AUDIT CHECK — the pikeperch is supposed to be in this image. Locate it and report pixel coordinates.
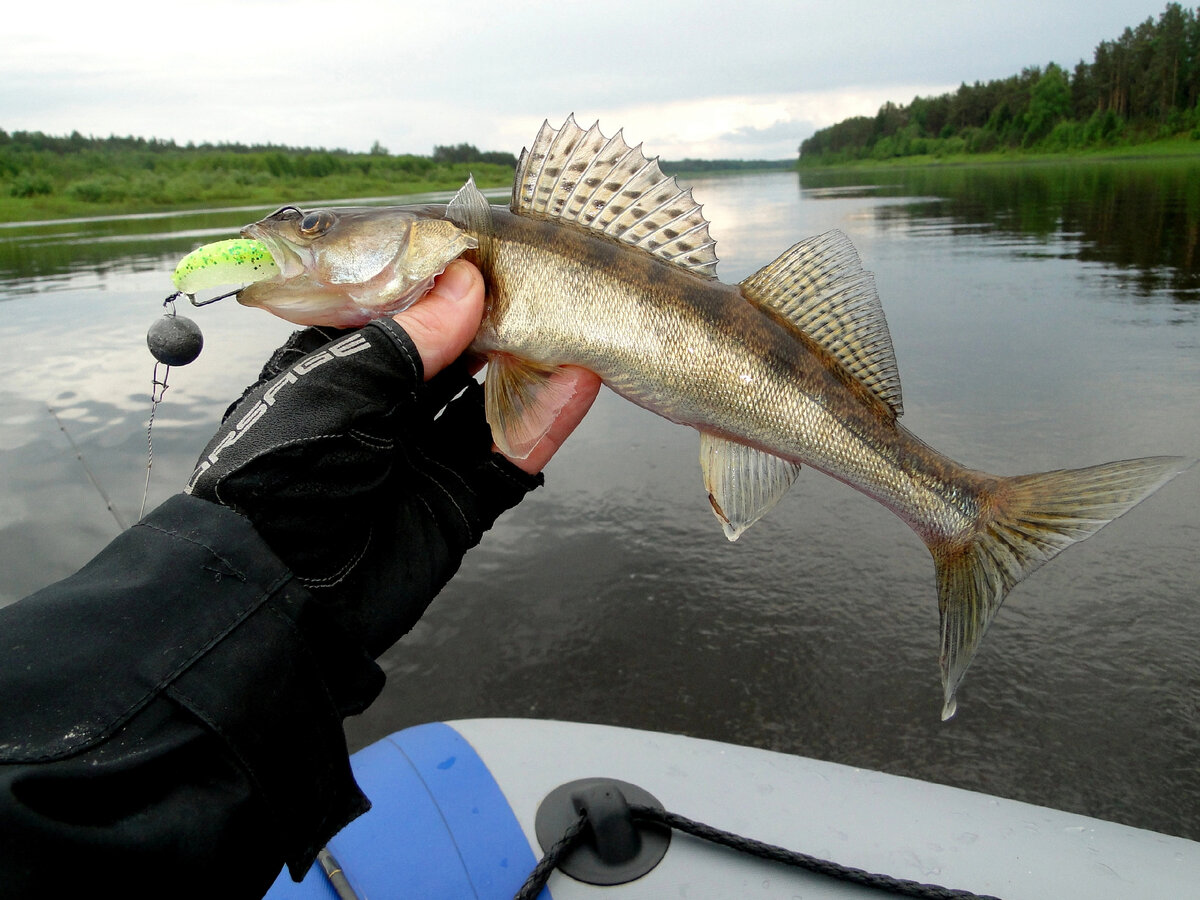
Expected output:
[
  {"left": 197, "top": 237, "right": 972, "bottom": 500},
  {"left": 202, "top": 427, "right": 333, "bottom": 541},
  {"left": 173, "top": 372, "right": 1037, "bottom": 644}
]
[{"left": 206, "top": 116, "right": 1192, "bottom": 718}]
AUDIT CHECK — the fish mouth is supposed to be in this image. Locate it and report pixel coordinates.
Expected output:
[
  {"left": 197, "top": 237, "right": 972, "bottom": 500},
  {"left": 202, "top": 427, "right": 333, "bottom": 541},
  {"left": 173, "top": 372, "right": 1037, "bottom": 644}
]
[{"left": 241, "top": 223, "right": 308, "bottom": 280}]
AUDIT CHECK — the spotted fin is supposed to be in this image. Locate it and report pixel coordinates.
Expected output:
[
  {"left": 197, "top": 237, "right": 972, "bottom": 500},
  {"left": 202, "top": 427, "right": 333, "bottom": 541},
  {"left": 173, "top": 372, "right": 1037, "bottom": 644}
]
[
  {"left": 700, "top": 433, "right": 801, "bottom": 541},
  {"left": 512, "top": 115, "right": 719, "bottom": 278},
  {"left": 739, "top": 230, "right": 903, "bottom": 418}
]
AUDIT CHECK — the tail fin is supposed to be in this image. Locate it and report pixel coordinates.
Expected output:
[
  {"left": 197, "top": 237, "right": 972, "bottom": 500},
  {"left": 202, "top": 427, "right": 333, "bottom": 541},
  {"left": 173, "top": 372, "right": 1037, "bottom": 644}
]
[{"left": 935, "top": 455, "right": 1193, "bottom": 720}]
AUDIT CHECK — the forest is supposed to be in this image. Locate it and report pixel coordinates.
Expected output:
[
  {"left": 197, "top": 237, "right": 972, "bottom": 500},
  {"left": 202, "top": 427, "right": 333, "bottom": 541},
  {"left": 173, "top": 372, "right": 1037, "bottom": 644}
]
[{"left": 800, "top": 3, "right": 1200, "bottom": 164}]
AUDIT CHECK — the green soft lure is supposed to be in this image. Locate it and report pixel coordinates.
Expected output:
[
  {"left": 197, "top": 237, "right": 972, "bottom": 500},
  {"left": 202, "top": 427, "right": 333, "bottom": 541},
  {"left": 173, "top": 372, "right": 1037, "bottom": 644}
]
[{"left": 172, "top": 238, "right": 280, "bottom": 295}]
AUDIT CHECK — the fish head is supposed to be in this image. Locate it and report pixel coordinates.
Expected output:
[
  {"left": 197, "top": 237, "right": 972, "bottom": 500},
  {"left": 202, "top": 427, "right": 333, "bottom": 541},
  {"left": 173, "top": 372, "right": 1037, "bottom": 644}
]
[{"left": 238, "top": 205, "right": 478, "bottom": 327}]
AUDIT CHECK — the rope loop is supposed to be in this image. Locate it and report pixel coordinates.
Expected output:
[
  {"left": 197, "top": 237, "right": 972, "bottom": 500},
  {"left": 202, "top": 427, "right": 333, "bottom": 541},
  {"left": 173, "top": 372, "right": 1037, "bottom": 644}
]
[{"left": 517, "top": 801, "right": 1003, "bottom": 900}]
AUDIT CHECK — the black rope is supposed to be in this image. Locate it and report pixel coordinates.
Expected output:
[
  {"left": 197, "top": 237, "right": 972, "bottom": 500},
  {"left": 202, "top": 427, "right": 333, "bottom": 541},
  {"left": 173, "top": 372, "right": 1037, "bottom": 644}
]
[
  {"left": 515, "top": 803, "right": 1003, "bottom": 900},
  {"left": 513, "top": 810, "right": 588, "bottom": 900}
]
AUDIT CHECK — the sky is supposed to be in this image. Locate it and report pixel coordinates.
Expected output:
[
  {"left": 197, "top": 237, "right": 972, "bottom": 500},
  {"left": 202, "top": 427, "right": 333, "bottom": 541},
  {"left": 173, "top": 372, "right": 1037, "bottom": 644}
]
[{"left": 0, "top": 1, "right": 1174, "bottom": 161}]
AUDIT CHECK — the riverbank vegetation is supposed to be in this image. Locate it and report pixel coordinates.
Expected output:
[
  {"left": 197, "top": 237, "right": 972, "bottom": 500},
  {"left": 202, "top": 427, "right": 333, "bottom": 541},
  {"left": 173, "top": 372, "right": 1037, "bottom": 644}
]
[
  {"left": 801, "top": 3, "right": 1200, "bottom": 166},
  {"left": 0, "top": 133, "right": 518, "bottom": 221},
  {"left": 0, "top": 127, "right": 796, "bottom": 223}
]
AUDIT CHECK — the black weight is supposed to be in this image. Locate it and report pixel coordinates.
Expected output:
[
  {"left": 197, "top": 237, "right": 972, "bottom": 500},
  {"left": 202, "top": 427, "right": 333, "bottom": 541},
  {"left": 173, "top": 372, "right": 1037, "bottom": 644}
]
[{"left": 147, "top": 315, "right": 204, "bottom": 366}]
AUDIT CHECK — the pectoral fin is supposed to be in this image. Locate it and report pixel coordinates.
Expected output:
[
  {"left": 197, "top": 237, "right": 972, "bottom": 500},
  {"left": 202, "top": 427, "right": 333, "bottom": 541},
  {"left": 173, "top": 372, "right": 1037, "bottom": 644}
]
[
  {"left": 700, "top": 433, "right": 801, "bottom": 541},
  {"left": 484, "top": 355, "right": 581, "bottom": 459}
]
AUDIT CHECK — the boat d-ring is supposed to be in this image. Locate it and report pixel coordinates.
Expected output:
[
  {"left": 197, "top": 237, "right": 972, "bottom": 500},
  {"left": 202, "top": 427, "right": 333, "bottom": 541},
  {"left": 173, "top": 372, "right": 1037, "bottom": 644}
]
[{"left": 533, "top": 777, "right": 670, "bottom": 885}]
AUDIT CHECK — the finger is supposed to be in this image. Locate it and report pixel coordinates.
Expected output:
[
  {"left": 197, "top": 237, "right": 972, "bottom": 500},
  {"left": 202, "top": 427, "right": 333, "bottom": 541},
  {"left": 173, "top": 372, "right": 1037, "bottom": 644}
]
[
  {"left": 502, "top": 366, "right": 602, "bottom": 474},
  {"left": 392, "top": 260, "right": 485, "bottom": 380}
]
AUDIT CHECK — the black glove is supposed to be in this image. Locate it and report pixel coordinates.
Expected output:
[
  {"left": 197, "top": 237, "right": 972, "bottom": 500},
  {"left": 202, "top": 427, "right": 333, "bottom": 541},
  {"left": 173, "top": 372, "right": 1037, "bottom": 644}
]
[{"left": 186, "top": 317, "right": 542, "bottom": 657}]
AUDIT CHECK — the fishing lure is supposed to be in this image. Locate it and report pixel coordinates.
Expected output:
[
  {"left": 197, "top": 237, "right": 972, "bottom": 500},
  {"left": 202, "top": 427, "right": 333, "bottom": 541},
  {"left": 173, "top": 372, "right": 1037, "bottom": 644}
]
[
  {"left": 171, "top": 238, "right": 279, "bottom": 296},
  {"left": 139, "top": 240, "right": 280, "bottom": 518}
]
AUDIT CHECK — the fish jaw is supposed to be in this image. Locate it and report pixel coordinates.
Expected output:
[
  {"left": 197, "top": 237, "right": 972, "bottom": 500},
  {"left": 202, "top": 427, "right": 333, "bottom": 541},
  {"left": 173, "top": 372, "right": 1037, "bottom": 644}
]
[
  {"left": 237, "top": 276, "right": 376, "bottom": 327},
  {"left": 241, "top": 219, "right": 313, "bottom": 280}
]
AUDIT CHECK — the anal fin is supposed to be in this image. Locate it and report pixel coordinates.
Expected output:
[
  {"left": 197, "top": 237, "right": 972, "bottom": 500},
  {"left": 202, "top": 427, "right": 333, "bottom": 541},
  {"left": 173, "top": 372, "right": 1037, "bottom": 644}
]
[{"left": 700, "top": 433, "right": 801, "bottom": 541}]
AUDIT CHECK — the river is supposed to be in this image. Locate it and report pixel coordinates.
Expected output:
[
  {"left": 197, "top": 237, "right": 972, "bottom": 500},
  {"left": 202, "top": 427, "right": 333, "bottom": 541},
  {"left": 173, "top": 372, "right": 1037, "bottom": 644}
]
[{"left": 1, "top": 161, "right": 1197, "bottom": 841}]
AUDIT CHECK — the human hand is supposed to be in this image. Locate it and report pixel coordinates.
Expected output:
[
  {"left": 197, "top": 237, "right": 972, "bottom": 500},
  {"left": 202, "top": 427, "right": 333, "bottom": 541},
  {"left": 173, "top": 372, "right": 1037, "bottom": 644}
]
[{"left": 186, "top": 260, "right": 600, "bottom": 656}]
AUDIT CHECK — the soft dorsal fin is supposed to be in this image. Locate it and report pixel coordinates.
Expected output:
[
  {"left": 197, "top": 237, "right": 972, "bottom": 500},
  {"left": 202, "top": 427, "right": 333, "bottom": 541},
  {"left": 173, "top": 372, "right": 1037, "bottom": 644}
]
[
  {"left": 512, "top": 115, "right": 719, "bottom": 278},
  {"left": 739, "top": 230, "right": 903, "bottom": 418}
]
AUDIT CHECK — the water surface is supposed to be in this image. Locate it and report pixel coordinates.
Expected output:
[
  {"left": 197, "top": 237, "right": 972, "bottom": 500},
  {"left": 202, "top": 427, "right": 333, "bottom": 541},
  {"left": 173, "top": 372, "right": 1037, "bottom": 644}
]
[{"left": 1, "top": 163, "right": 1197, "bottom": 841}]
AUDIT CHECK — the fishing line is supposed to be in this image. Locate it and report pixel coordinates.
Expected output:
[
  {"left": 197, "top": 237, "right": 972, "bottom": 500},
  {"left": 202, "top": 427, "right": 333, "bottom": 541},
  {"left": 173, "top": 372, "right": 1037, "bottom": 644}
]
[
  {"left": 141, "top": 292, "right": 204, "bottom": 520},
  {"left": 140, "top": 360, "right": 171, "bottom": 520}
]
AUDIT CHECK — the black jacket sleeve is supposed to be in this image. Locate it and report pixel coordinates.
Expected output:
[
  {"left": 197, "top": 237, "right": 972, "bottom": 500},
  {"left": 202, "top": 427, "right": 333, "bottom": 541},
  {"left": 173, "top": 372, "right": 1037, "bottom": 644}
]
[{"left": 0, "top": 494, "right": 384, "bottom": 899}]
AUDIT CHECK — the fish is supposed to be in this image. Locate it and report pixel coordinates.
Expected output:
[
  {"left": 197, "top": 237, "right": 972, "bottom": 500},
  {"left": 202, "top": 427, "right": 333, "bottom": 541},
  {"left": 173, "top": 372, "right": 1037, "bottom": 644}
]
[{"left": 220, "top": 115, "right": 1193, "bottom": 718}]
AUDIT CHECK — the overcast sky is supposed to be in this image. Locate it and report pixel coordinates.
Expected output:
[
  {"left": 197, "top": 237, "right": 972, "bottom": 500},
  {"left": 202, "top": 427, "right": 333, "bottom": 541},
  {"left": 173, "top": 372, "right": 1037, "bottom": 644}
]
[{"left": 1, "top": 1, "right": 1171, "bottom": 160}]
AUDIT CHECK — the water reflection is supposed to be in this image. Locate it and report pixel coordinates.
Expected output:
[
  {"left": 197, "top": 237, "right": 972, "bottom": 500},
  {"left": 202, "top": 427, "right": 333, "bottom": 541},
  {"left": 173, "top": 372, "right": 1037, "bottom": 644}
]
[{"left": 800, "top": 159, "right": 1200, "bottom": 301}]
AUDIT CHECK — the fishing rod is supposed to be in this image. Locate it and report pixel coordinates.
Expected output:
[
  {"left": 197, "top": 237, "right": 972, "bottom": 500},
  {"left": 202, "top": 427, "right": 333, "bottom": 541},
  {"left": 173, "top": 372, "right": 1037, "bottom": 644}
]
[{"left": 46, "top": 404, "right": 128, "bottom": 532}]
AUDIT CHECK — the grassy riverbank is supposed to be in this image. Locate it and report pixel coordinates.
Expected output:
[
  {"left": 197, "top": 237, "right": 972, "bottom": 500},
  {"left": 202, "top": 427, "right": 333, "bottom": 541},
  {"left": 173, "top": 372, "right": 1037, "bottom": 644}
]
[
  {"left": 0, "top": 163, "right": 516, "bottom": 223},
  {"left": 0, "top": 131, "right": 519, "bottom": 223}
]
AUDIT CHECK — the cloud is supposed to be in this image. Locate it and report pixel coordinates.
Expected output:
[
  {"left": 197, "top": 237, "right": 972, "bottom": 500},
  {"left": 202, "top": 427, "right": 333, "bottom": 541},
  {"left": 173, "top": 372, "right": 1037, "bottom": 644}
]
[
  {"left": 484, "top": 85, "right": 954, "bottom": 161},
  {"left": 2, "top": 0, "right": 1163, "bottom": 159}
]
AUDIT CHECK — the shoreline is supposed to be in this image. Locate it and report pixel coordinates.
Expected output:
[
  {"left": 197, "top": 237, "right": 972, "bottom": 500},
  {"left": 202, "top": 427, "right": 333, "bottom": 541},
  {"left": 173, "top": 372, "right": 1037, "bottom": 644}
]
[
  {"left": 797, "top": 137, "right": 1200, "bottom": 172},
  {"left": 0, "top": 173, "right": 514, "bottom": 226}
]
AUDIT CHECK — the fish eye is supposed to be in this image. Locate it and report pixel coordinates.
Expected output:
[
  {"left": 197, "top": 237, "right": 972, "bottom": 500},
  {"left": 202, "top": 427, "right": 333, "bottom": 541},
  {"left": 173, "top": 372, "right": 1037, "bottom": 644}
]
[{"left": 300, "top": 210, "right": 336, "bottom": 236}]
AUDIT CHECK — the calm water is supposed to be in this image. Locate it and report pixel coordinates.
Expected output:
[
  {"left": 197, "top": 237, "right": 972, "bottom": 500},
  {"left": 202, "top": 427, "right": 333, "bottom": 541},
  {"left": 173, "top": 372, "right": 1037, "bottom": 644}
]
[{"left": 2, "top": 162, "right": 1198, "bottom": 841}]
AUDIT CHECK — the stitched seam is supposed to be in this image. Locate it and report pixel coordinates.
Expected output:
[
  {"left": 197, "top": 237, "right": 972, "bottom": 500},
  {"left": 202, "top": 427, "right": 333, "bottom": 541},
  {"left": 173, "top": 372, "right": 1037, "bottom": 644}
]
[
  {"left": 346, "top": 428, "right": 393, "bottom": 451},
  {"left": 209, "top": 434, "right": 347, "bottom": 509},
  {"left": 403, "top": 444, "right": 475, "bottom": 536},
  {"left": 368, "top": 319, "right": 423, "bottom": 393},
  {"left": 485, "top": 456, "right": 540, "bottom": 489},
  {"left": 137, "top": 520, "right": 250, "bottom": 582},
  {"left": 298, "top": 527, "right": 372, "bottom": 590}
]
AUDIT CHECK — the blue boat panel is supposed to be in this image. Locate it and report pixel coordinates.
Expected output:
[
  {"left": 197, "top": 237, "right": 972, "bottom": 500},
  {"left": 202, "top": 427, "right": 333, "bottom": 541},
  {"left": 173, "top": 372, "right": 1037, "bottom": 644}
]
[
  {"left": 264, "top": 722, "right": 542, "bottom": 899},
  {"left": 395, "top": 722, "right": 545, "bottom": 897}
]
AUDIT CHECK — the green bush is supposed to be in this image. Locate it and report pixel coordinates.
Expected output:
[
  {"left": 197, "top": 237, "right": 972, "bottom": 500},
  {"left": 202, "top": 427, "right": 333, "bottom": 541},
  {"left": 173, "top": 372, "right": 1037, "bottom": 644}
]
[
  {"left": 9, "top": 173, "right": 54, "bottom": 197},
  {"left": 67, "top": 174, "right": 129, "bottom": 202}
]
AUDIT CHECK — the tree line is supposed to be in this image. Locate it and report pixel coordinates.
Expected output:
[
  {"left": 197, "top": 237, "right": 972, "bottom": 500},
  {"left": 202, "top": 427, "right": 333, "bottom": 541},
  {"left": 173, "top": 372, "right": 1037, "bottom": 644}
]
[{"left": 800, "top": 3, "right": 1200, "bottom": 163}]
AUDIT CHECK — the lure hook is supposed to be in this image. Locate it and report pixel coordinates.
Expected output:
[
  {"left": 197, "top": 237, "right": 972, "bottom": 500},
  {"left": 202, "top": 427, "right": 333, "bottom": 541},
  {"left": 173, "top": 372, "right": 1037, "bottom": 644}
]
[{"left": 189, "top": 287, "right": 241, "bottom": 307}]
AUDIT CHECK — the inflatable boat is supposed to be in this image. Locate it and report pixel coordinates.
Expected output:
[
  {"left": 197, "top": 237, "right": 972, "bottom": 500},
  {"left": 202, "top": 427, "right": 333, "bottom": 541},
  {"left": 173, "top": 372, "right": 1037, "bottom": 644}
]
[{"left": 264, "top": 718, "right": 1199, "bottom": 899}]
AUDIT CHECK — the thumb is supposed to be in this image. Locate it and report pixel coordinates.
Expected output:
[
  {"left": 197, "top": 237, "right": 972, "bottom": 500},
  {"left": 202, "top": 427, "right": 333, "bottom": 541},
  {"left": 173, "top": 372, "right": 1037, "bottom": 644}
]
[{"left": 392, "top": 260, "right": 484, "bottom": 379}]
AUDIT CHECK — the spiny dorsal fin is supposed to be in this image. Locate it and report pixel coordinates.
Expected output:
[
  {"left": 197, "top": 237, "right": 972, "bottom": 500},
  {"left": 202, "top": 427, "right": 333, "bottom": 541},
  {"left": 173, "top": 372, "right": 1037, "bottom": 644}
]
[
  {"left": 512, "top": 115, "right": 719, "bottom": 278},
  {"left": 739, "top": 230, "right": 903, "bottom": 418}
]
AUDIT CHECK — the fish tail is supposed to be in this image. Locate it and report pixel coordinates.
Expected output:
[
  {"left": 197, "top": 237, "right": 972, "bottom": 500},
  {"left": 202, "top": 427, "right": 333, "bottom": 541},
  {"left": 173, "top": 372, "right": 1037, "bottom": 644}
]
[{"left": 934, "top": 455, "right": 1193, "bottom": 720}]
